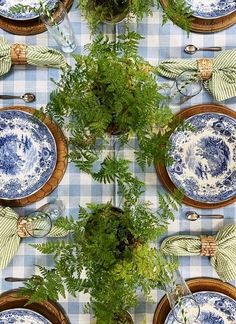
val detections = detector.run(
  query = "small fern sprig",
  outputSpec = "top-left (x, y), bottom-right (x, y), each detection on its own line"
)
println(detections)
top-left (92, 156), bottom-right (144, 205)
top-left (157, 189), bottom-right (184, 221)
top-left (161, 0), bottom-right (193, 33)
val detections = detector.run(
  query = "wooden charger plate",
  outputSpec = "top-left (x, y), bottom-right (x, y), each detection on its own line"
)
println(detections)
top-left (0, 106), bottom-right (68, 207)
top-left (156, 103), bottom-right (236, 209)
top-left (160, 0), bottom-right (236, 33)
top-left (0, 289), bottom-right (70, 324)
top-left (0, 0), bottom-right (73, 36)
top-left (153, 277), bottom-right (236, 324)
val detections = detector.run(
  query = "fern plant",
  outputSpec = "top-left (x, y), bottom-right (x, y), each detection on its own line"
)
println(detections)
top-left (20, 191), bottom-right (182, 323)
top-left (44, 31), bottom-right (180, 186)
top-left (77, 0), bottom-right (192, 33)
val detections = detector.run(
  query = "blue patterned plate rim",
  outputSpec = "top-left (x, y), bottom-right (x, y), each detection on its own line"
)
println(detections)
top-left (0, 308), bottom-right (52, 323)
top-left (185, 0), bottom-right (236, 19)
top-left (167, 112), bottom-right (236, 203)
top-left (0, 0), bottom-right (57, 21)
top-left (164, 291), bottom-right (236, 324)
top-left (0, 109), bottom-right (57, 200)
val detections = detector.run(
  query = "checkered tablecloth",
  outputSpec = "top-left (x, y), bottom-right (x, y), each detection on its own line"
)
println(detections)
top-left (1, 2), bottom-right (236, 323)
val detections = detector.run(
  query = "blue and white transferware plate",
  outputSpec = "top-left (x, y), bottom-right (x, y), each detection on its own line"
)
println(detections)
top-left (0, 110), bottom-right (57, 199)
top-left (0, 308), bottom-right (51, 323)
top-left (167, 113), bottom-right (236, 203)
top-left (164, 291), bottom-right (236, 324)
top-left (0, 0), bottom-right (57, 21)
top-left (185, 0), bottom-right (236, 19)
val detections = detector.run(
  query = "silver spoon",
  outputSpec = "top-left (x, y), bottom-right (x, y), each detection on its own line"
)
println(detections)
top-left (186, 211), bottom-right (224, 221)
top-left (0, 93), bottom-right (36, 103)
top-left (184, 44), bottom-right (222, 54)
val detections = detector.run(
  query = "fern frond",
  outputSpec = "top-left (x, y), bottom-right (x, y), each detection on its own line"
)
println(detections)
top-left (30, 241), bottom-right (66, 255)
top-left (161, 0), bottom-right (193, 33)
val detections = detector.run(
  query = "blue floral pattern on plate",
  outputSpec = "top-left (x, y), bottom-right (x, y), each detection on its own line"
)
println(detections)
top-left (165, 291), bottom-right (236, 324)
top-left (167, 113), bottom-right (236, 203)
top-left (0, 0), bottom-right (57, 20)
top-left (185, 0), bottom-right (236, 19)
top-left (0, 110), bottom-right (57, 199)
top-left (0, 308), bottom-right (51, 323)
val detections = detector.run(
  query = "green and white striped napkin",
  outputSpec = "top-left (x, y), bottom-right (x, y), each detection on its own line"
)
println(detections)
top-left (161, 224), bottom-right (236, 281)
top-left (0, 206), bottom-right (68, 270)
top-left (157, 49), bottom-right (236, 101)
top-left (0, 37), bottom-right (68, 76)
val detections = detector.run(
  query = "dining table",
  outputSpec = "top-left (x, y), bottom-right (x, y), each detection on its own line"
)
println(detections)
top-left (0, 2), bottom-right (236, 324)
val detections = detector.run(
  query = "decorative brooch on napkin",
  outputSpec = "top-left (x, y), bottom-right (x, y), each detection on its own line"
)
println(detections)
top-left (161, 224), bottom-right (236, 281)
top-left (0, 37), bottom-right (68, 77)
top-left (157, 50), bottom-right (236, 101)
top-left (0, 206), bottom-right (68, 270)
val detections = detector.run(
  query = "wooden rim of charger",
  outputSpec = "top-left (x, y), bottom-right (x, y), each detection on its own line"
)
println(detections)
top-left (0, 106), bottom-right (68, 207)
top-left (160, 0), bottom-right (236, 33)
top-left (0, 289), bottom-right (70, 324)
top-left (153, 277), bottom-right (236, 324)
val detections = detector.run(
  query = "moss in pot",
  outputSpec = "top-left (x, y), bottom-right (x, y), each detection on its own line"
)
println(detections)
top-left (19, 190), bottom-right (181, 324)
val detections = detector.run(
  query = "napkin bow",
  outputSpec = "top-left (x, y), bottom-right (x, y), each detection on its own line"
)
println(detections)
top-left (0, 206), bottom-right (68, 270)
top-left (161, 225), bottom-right (236, 281)
top-left (0, 37), bottom-right (67, 76)
top-left (157, 49), bottom-right (236, 101)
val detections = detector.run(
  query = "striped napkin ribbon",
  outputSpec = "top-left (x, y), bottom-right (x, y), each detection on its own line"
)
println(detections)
top-left (0, 37), bottom-right (67, 76)
top-left (161, 225), bottom-right (236, 281)
top-left (157, 49), bottom-right (236, 101)
top-left (0, 206), bottom-right (68, 270)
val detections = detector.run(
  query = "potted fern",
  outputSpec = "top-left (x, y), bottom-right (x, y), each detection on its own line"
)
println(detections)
top-left (44, 31), bottom-right (179, 188)
top-left (77, 0), bottom-right (192, 33)
top-left (20, 190), bottom-right (181, 323)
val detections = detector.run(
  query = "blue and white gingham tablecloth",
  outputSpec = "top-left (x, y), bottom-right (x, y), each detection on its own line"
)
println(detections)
top-left (0, 3), bottom-right (236, 323)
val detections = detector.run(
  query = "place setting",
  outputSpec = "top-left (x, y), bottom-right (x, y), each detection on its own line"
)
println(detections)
top-left (0, 289), bottom-right (70, 324)
top-left (0, 106), bottom-right (68, 206)
top-left (153, 276), bottom-right (236, 324)
top-left (156, 103), bottom-right (236, 208)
